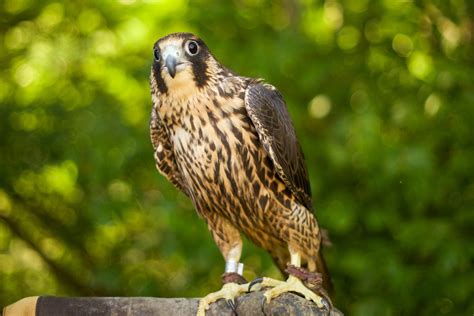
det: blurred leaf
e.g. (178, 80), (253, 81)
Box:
(0, 0), (473, 315)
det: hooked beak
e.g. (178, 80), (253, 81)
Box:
(165, 55), (177, 78)
(162, 45), (182, 79)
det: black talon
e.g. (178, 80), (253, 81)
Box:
(321, 298), (330, 311)
(248, 277), (264, 293)
(226, 299), (237, 315)
(260, 296), (267, 314)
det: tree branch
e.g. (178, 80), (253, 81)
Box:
(4, 291), (343, 316)
(0, 214), (102, 296)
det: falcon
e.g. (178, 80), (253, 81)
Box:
(149, 32), (332, 315)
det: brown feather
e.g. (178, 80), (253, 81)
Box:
(149, 33), (331, 293)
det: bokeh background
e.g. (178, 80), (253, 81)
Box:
(1, 0), (473, 315)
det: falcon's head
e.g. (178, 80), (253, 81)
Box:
(150, 32), (220, 97)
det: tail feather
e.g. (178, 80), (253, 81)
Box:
(316, 249), (333, 293)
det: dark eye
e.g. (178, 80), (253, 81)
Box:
(185, 40), (199, 56)
(153, 48), (160, 62)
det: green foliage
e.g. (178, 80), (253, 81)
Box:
(1, 0), (473, 314)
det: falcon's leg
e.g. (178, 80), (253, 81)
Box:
(196, 244), (249, 316)
(197, 216), (249, 316)
(248, 247), (326, 308)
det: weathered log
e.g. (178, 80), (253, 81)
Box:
(3, 290), (343, 315)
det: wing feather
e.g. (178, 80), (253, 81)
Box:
(245, 82), (312, 210)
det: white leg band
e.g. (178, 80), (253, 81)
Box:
(225, 260), (244, 276)
(237, 262), (244, 276)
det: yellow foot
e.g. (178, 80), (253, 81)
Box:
(250, 275), (324, 308)
(196, 282), (249, 316)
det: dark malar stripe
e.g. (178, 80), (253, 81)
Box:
(152, 62), (167, 93)
(191, 51), (209, 87)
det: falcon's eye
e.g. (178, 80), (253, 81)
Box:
(185, 40), (199, 56)
(153, 48), (161, 62)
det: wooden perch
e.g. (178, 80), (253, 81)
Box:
(3, 290), (343, 316)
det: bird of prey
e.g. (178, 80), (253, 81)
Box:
(149, 33), (332, 315)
